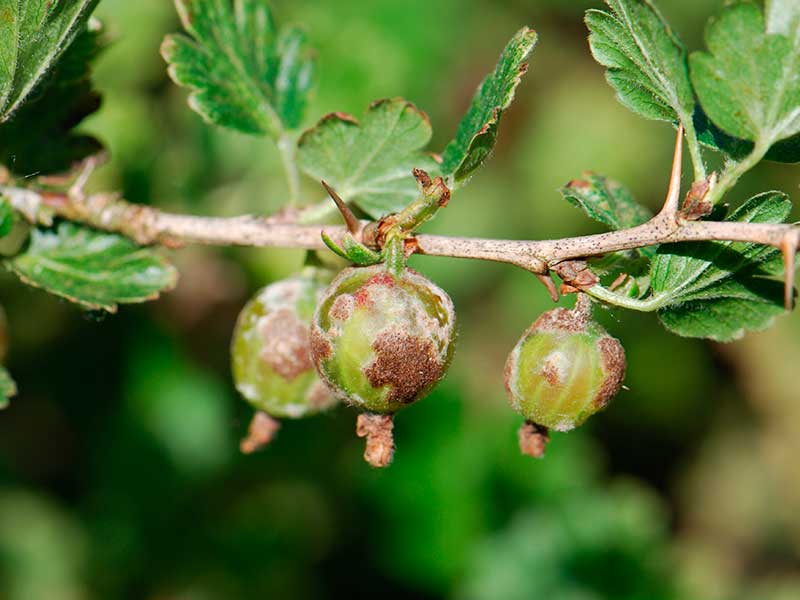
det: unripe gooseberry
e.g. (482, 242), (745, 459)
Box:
(310, 264), (456, 466)
(231, 267), (338, 451)
(504, 295), (625, 455)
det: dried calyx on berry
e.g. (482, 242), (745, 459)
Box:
(231, 266), (338, 453)
(310, 263), (456, 467)
(504, 294), (625, 458)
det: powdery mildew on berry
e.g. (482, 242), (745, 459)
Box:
(310, 265), (456, 413)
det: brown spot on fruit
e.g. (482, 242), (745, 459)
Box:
(258, 309), (312, 381)
(595, 336), (626, 408)
(540, 359), (561, 386)
(363, 330), (443, 404)
(306, 380), (334, 411)
(329, 294), (354, 322)
(309, 327), (332, 362)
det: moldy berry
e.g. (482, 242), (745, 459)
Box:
(504, 295), (625, 456)
(231, 267), (337, 452)
(310, 264), (456, 466)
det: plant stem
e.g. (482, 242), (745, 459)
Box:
(682, 117), (707, 183)
(704, 141), (770, 207)
(3, 186), (797, 280)
(277, 133), (300, 205)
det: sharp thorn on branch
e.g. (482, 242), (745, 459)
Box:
(321, 180), (361, 236)
(536, 272), (559, 302)
(659, 124), (684, 218)
(781, 229), (799, 311)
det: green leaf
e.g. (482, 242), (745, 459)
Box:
(439, 27), (537, 186)
(7, 223), (179, 313)
(0, 24), (103, 175)
(585, 0), (694, 125)
(0, 197), (14, 237)
(690, 2), (800, 151)
(161, 0), (316, 137)
(651, 192), (792, 341)
(559, 173), (652, 231)
(0, 0), (100, 122)
(296, 98), (438, 218)
(0, 365), (15, 409)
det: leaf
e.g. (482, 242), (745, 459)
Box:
(560, 173), (652, 230)
(0, 365), (15, 409)
(439, 27), (537, 186)
(0, 24), (103, 176)
(161, 0), (316, 137)
(296, 98), (438, 218)
(7, 223), (179, 313)
(0, 0), (100, 122)
(0, 197), (14, 237)
(650, 192), (792, 341)
(689, 2), (800, 151)
(585, 0), (694, 125)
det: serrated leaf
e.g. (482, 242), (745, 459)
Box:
(0, 24), (103, 175)
(296, 98), (438, 218)
(7, 223), (179, 313)
(0, 0), (100, 122)
(0, 365), (15, 408)
(650, 192), (792, 340)
(161, 0), (316, 137)
(439, 27), (537, 186)
(690, 2), (800, 152)
(560, 173), (652, 230)
(585, 0), (694, 126)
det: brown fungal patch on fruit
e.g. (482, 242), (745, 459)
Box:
(518, 421), (549, 459)
(309, 327), (332, 362)
(595, 336), (626, 408)
(306, 380), (335, 411)
(531, 307), (587, 333)
(258, 309), (312, 381)
(364, 330), (443, 404)
(329, 294), (355, 322)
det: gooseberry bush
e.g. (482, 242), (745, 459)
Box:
(0, 0), (798, 466)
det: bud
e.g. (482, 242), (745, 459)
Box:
(231, 267), (337, 450)
(310, 264), (456, 414)
(504, 296), (625, 438)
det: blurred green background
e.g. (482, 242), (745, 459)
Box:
(1, 0), (800, 598)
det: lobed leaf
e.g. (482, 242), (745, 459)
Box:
(296, 98), (438, 218)
(0, 24), (104, 176)
(7, 223), (179, 313)
(0, 0), (100, 122)
(690, 2), (800, 156)
(439, 27), (537, 186)
(585, 0), (694, 126)
(161, 0), (316, 137)
(650, 192), (792, 341)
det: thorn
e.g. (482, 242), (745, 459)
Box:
(536, 272), (559, 302)
(321, 180), (361, 235)
(780, 229), (799, 311)
(68, 153), (106, 201)
(609, 272), (628, 291)
(660, 124), (684, 217)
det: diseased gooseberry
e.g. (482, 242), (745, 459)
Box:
(504, 294), (625, 457)
(310, 263), (457, 466)
(231, 267), (338, 452)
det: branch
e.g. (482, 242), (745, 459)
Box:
(3, 183), (797, 275)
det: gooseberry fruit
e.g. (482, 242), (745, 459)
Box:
(310, 264), (457, 466)
(231, 267), (338, 452)
(504, 295), (625, 457)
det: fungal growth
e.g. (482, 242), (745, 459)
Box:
(310, 264), (457, 467)
(231, 267), (338, 453)
(504, 294), (626, 458)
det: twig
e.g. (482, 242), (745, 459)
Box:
(1, 183), (798, 308)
